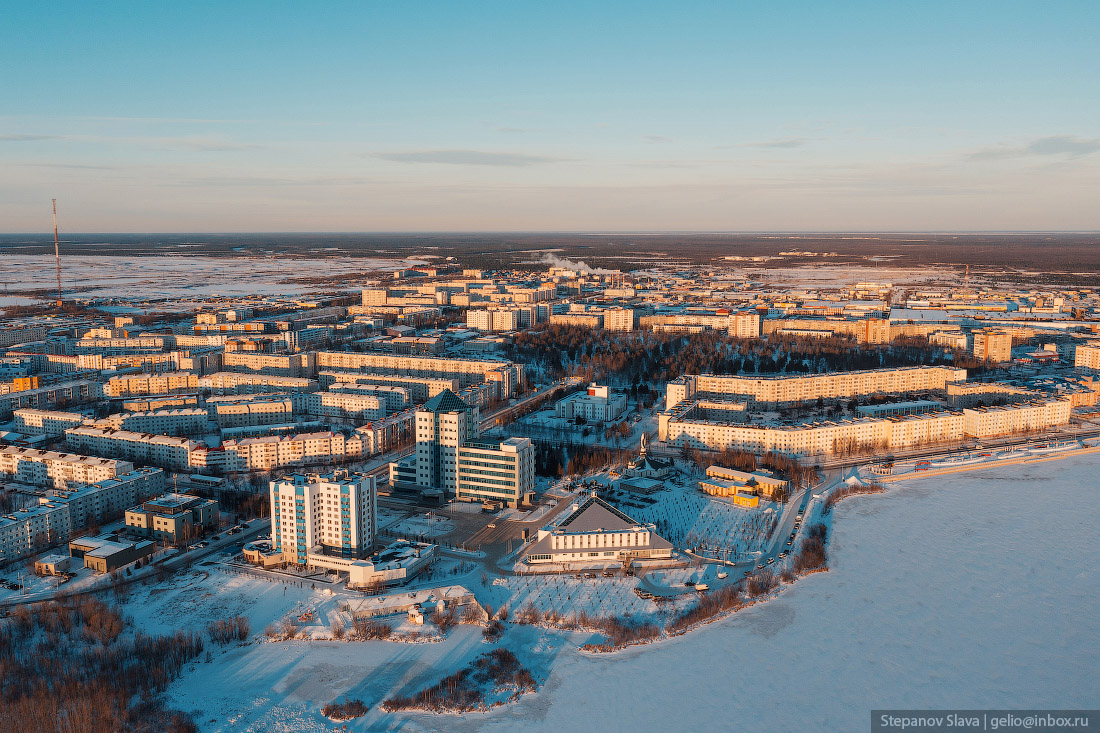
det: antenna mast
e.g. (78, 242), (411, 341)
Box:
(52, 199), (62, 307)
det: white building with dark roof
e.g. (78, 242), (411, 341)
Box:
(522, 494), (673, 567)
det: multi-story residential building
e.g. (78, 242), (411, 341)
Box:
(13, 408), (87, 436)
(221, 431), (360, 472)
(125, 493), (219, 543)
(296, 391), (385, 421)
(414, 390), (478, 496)
(269, 470), (376, 565)
(315, 352), (522, 398)
(326, 383), (410, 412)
(554, 384), (628, 422)
(98, 408), (210, 435)
(198, 372), (318, 395)
(603, 307), (636, 332)
(455, 437), (535, 508)
(43, 468), (165, 531)
(222, 351), (317, 378)
(0, 503), (71, 565)
(666, 366), (967, 409)
(0, 445), (133, 488)
(64, 426), (197, 472)
(103, 372), (199, 398)
(973, 329), (1013, 363)
(0, 380), (103, 418)
(318, 372), (458, 403)
(0, 325), (48, 348)
(1074, 341), (1100, 372)
(549, 312), (603, 328)
(729, 311), (762, 338)
(207, 394), (296, 428)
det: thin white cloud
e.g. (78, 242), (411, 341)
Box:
(969, 135), (1100, 160)
(373, 150), (564, 166)
(642, 135), (672, 143)
(744, 137), (808, 149)
(0, 134), (59, 141)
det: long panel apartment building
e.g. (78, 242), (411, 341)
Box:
(316, 352), (523, 398)
(666, 366), (967, 408)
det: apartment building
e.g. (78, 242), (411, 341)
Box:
(1074, 341), (1100, 372)
(973, 329), (1013, 363)
(730, 311), (763, 338)
(0, 503), (71, 565)
(270, 470), (376, 565)
(666, 366), (967, 408)
(222, 351), (317, 378)
(315, 352), (522, 398)
(326, 383), (410, 412)
(64, 426), (197, 471)
(198, 372), (318, 395)
(456, 437), (535, 508)
(297, 391), (385, 421)
(104, 372), (199, 398)
(0, 380), (103, 418)
(98, 408), (210, 435)
(549, 312), (603, 328)
(0, 325), (48, 347)
(318, 371), (457, 402)
(42, 468), (165, 531)
(603, 307), (636, 332)
(221, 431), (361, 472)
(353, 411), (414, 456)
(0, 445), (133, 488)
(13, 408), (87, 436)
(208, 394), (296, 428)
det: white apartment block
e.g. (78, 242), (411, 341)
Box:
(222, 431), (362, 472)
(297, 391), (385, 421)
(316, 352), (523, 398)
(198, 372), (318, 395)
(98, 408), (210, 435)
(207, 395), (296, 428)
(0, 325), (48, 347)
(549, 312), (603, 328)
(327, 383), (410, 412)
(222, 351), (317, 378)
(42, 468), (165, 532)
(0, 445), (133, 488)
(973, 330), (1013, 363)
(729, 311), (762, 338)
(64, 426), (197, 472)
(0, 502), (71, 566)
(603, 307), (636, 332)
(666, 366), (967, 409)
(555, 384), (628, 422)
(353, 412), (414, 456)
(318, 372), (457, 402)
(104, 372), (199, 398)
(13, 408), (87, 436)
(1075, 342), (1100, 372)
(0, 380), (104, 418)
(660, 397), (1071, 455)
(466, 308), (519, 333)
(270, 470), (376, 565)
(456, 437), (535, 508)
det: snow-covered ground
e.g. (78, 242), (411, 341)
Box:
(147, 449), (1100, 731)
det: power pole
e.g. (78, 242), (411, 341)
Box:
(52, 199), (62, 307)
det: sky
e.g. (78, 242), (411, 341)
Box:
(1, 1), (1098, 232)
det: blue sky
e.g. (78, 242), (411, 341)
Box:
(2, 1), (1098, 231)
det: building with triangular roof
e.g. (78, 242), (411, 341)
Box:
(522, 493), (673, 567)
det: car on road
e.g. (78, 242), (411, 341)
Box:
(756, 563), (765, 569)
(779, 551), (788, 559)
(743, 570), (753, 576)
(766, 558), (775, 565)
(583, 572), (596, 579)
(486, 522), (496, 528)
(786, 540), (793, 546)
(716, 571), (728, 579)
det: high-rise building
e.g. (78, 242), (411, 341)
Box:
(973, 329), (1013, 363)
(269, 470), (376, 565)
(414, 389), (478, 496)
(456, 437), (535, 508)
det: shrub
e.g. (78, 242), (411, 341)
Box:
(482, 620), (504, 642)
(321, 698), (368, 720)
(666, 585), (743, 636)
(331, 620), (346, 640)
(746, 569), (778, 598)
(207, 616), (250, 644)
